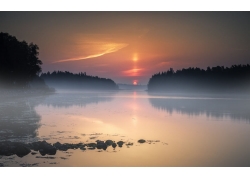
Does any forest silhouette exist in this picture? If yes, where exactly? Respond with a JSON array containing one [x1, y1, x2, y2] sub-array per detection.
[[40, 71, 118, 90], [148, 65, 250, 94], [0, 32, 118, 91], [1, 32, 250, 93], [0, 32, 45, 89]]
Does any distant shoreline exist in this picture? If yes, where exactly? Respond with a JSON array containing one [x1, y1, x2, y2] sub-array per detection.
[[147, 91, 250, 99]]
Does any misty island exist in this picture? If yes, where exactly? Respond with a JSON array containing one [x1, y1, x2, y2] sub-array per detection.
[[148, 65, 250, 94], [40, 71, 118, 90]]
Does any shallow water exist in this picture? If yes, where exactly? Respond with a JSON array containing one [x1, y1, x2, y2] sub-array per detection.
[[1, 90, 250, 167]]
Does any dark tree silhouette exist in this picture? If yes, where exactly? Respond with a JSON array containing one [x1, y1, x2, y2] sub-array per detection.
[[148, 64, 250, 94], [0, 32, 42, 88], [40, 71, 119, 90]]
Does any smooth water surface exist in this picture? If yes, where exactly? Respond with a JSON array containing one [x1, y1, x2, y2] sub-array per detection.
[[1, 90, 250, 167]]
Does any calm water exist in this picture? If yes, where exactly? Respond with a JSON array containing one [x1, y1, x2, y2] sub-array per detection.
[[1, 90, 250, 167]]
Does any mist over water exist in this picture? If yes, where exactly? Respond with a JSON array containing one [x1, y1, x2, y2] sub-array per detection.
[[2, 12, 250, 171], [0, 95, 44, 142], [40, 90, 116, 108], [1, 90, 250, 167]]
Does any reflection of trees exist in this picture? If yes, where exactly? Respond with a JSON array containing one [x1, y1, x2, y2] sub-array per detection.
[[0, 91, 116, 142], [0, 96, 45, 142], [40, 91, 116, 108], [149, 97, 250, 121]]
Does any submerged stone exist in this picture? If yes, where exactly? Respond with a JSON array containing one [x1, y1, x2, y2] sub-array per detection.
[[87, 143, 96, 147], [53, 142, 62, 149], [80, 146, 86, 151], [117, 141, 124, 147], [30, 142, 40, 151], [15, 143, 31, 157], [126, 142, 133, 146], [88, 147, 96, 150], [75, 143, 85, 149], [0, 141, 30, 157], [138, 139, 146, 143], [112, 142, 117, 149], [54, 142, 85, 151], [30, 141, 57, 156], [105, 140, 113, 146], [96, 141, 107, 150]]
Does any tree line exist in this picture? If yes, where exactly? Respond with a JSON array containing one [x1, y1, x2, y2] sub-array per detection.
[[147, 64, 250, 93], [40, 71, 118, 90], [0, 32, 46, 89], [0, 32, 118, 91]]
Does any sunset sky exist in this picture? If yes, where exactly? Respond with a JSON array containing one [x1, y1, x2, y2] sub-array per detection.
[[1, 12, 250, 84]]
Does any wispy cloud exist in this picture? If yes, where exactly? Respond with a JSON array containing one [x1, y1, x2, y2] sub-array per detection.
[[53, 42, 128, 63], [122, 68, 144, 76]]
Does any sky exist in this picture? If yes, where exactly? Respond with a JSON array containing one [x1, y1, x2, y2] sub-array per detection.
[[1, 11, 250, 84]]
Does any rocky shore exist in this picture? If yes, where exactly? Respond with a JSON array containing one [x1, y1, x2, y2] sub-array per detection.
[[0, 139, 162, 158]]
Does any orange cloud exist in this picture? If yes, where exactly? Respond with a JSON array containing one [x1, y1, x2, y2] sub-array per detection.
[[53, 42, 128, 63], [122, 68, 144, 76]]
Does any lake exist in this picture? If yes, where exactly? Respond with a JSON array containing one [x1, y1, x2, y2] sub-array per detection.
[[1, 90, 250, 167]]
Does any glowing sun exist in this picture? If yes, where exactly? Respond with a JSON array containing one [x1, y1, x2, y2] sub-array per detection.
[[133, 81, 137, 85], [133, 53, 138, 62]]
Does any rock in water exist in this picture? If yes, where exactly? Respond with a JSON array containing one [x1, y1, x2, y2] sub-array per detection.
[[15, 144, 31, 157], [126, 142, 133, 146], [138, 139, 146, 143], [37, 141, 57, 156], [30, 142, 40, 151], [97, 141, 107, 150], [80, 146, 86, 151], [105, 140, 114, 146], [86, 143, 96, 150], [112, 142, 117, 149], [53, 142, 62, 149], [117, 141, 124, 147]]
